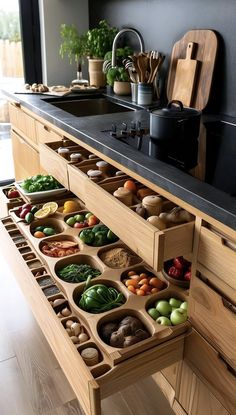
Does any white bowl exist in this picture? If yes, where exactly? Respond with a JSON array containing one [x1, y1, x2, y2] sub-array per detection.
[[15, 181, 67, 201]]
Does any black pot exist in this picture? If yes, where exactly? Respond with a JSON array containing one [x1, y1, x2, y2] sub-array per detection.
[[149, 100, 201, 170], [150, 100, 201, 141]]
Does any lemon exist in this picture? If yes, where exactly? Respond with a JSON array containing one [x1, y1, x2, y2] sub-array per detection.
[[34, 207, 51, 219], [63, 200, 80, 213], [42, 201, 58, 215]]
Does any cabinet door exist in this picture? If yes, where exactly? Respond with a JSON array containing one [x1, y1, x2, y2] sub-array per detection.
[[177, 361, 230, 415], [9, 103, 37, 145], [12, 130, 40, 180]]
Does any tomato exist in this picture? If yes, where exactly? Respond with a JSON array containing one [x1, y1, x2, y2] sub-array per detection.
[[125, 279, 138, 287], [140, 284, 149, 293], [20, 208, 30, 219], [136, 289, 145, 296], [149, 277, 165, 289], [127, 270, 136, 277], [138, 278, 149, 285], [127, 285, 136, 293], [87, 215, 99, 226], [124, 180, 137, 193]]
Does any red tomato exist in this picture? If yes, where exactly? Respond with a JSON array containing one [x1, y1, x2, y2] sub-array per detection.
[[124, 180, 137, 193], [88, 215, 99, 226]]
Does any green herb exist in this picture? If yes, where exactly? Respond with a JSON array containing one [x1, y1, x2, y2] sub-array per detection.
[[21, 175, 63, 193], [59, 24, 87, 66], [85, 20, 118, 59], [58, 264, 101, 283], [79, 283, 125, 313], [106, 66, 130, 86]]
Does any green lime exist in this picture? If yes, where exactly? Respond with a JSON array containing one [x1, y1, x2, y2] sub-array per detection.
[[147, 308, 160, 320], [66, 217, 76, 227], [85, 212, 93, 219], [25, 212, 34, 224], [35, 226, 45, 232], [74, 214, 85, 223], [43, 227, 56, 236]]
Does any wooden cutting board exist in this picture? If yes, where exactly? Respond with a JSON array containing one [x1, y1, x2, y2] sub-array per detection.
[[167, 29, 218, 110], [172, 42, 199, 107]]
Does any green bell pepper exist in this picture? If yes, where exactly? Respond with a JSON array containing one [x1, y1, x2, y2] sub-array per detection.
[[79, 229, 95, 245]]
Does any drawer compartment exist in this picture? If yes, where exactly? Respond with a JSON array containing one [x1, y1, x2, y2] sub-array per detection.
[[189, 273, 236, 368], [85, 179, 194, 269], [0, 218, 186, 415], [9, 103, 37, 145], [198, 225, 236, 290], [185, 329, 236, 415]]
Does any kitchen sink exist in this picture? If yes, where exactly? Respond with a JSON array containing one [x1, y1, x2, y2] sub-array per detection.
[[43, 94, 135, 117]]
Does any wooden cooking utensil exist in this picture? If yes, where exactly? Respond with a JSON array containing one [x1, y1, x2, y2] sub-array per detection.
[[172, 42, 199, 107]]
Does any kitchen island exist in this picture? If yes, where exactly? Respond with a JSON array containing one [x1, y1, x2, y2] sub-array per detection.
[[1, 89, 236, 415]]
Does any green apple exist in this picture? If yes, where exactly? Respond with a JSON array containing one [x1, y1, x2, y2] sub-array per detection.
[[156, 300, 172, 316], [147, 308, 160, 320], [170, 308, 187, 325], [66, 216, 76, 226], [156, 316, 172, 326], [85, 212, 93, 219], [180, 301, 188, 311], [169, 298, 182, 308]]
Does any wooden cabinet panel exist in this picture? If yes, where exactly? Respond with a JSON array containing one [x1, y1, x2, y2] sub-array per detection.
[[9, 103, 37, 145], [36, 121, 63, 144], [184, 330, 236, 415], [11, 130, 40, 181], [198, 226, 236, 290], [177, 361, 230, 415], [39, 142, 69, 189], [189, 274, 236, 369]]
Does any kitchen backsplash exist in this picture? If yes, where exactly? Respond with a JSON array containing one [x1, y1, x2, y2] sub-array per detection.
[[89, 0, 236, 118]]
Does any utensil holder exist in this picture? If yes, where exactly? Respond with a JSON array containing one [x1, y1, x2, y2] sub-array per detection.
[[137, 83, 153, 105]]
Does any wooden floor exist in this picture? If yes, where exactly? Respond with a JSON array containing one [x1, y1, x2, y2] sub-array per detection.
[[0, 252, 175, 415]]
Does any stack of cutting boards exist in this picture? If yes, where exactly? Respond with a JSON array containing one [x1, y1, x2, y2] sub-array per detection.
[[167, 29, 218, 110]]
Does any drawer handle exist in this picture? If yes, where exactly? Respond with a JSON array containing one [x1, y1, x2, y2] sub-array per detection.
[[12, 101, 21, 108], [222, 238, 236, 252], [218, 353, 236, 378], [222, 297, 236, 315], [43, 125, 50, 132]]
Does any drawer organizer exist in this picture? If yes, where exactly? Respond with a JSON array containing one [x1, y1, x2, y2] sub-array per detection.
[[1, 204, 189, 415], [85, 178, 195, 270], [0, 184, 24, 218]]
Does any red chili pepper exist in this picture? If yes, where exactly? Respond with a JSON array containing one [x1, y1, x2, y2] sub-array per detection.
[[173, 256, 185, 270], [168, 266, 182, 279]]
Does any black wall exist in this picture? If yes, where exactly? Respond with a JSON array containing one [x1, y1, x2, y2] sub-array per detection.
[[89, 0, 236, 117]]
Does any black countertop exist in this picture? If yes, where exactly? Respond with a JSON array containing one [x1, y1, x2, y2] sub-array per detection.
[[3, 89, 236, 231]]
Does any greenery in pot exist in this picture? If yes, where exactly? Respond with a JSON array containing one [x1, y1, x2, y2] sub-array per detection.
[[59, 24, 87, 73], [106, 66, 130, 87], [85, 20, 118, 59]]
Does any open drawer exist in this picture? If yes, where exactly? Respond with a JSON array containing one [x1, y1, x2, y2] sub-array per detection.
[[39, 140, 97, 189], [68, 162, 127, 202], [0, 184, 24, 218], [9, 102, 37, 145], [189, 271, 236, 369], [0, 217, 186, 415], [197, 225, 236, 291], [184, 329, 236, 415], [84, 179, 194, 270]]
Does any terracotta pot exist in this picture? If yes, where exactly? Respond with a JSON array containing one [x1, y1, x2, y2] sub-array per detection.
[[88, 59, 106, 88], [113, 81, 131, 96]]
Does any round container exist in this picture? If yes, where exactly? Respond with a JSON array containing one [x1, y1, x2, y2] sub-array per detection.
[[96, 160, 110, 174], [113, 81, 131, 96], [81, 347, 99, 366], [58, 147, 70, 159], [162, 268, 190, 288], [142, 195, 162, 216], [137, 83, 153, 105], [113, 187, 133, 206], [70, 153, 82, 163], [87, 169, 103, 182]]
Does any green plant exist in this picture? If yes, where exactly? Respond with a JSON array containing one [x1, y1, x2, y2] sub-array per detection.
[[59, 24, 86, 67], [106, 66, 130, 87], [85, 20, 118, 59]]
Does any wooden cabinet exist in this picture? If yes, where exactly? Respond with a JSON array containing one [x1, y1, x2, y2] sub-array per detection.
[[7, 102, 236, 415], [11, 130, 40, 180]]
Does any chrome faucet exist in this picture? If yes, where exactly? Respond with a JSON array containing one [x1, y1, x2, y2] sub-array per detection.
[[111, 28, 145, 67]]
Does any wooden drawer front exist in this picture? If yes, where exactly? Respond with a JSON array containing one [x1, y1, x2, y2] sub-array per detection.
[[39, 143, 69, 189], [198, 226, 236, 290], [189, 274, 236, 368], [12, 130, 40, 181], [185, 330, 236, 415], [36, 121, 63, 144], [9, 103, 37, 145], [68, 163, 90, 202], [177, 361, 230, 415], [85, 179, 159, 267], [155, 221, 194, 270]]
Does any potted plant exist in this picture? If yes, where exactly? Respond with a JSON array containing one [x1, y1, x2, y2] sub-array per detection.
[[85, 20, 118, 87], [59, 24, 87, 81], [106, 66, 131, 95]]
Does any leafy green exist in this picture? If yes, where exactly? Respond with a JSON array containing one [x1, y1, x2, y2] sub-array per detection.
[[106, 66, 130, 86], [57, 264, 101, 283], [21, 175, 63, 193], [85, 20, 118, 59], [79, 284, 125, 313]]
